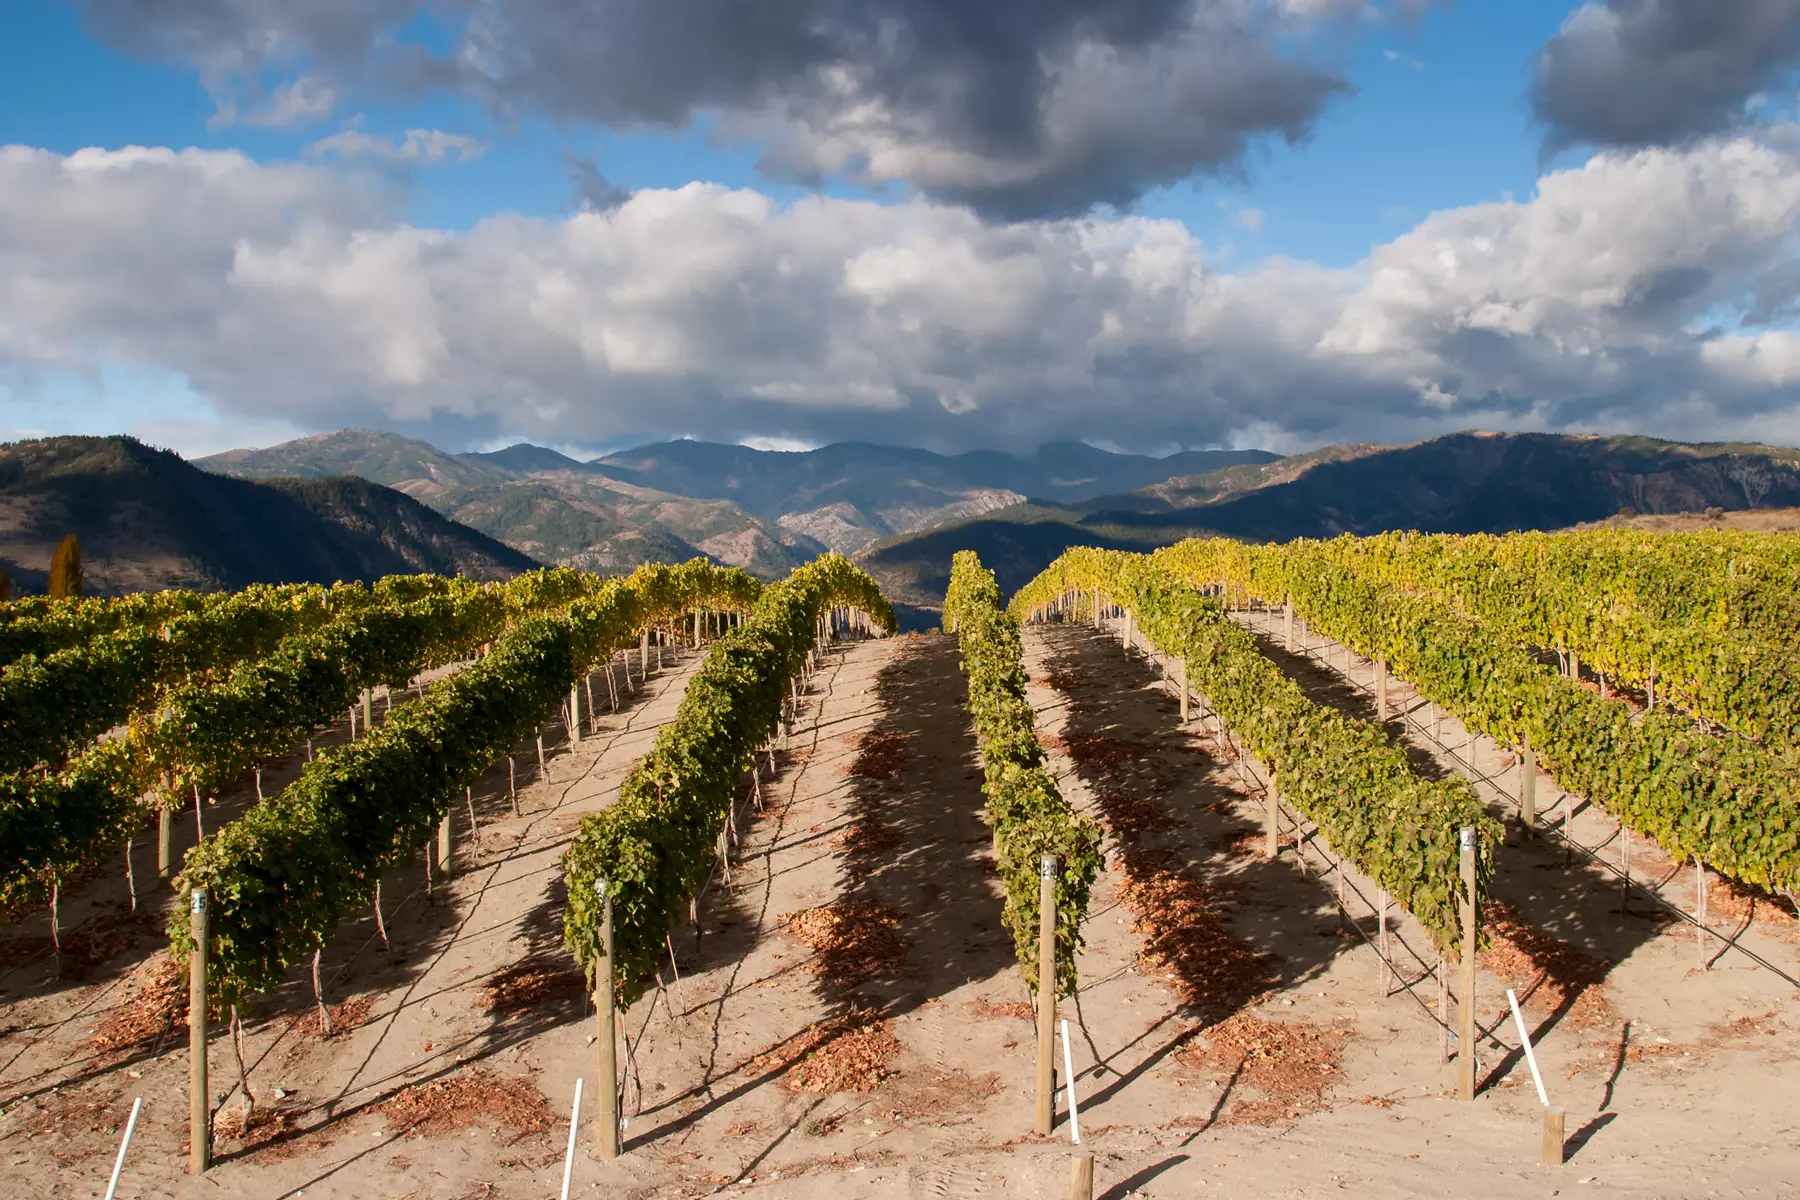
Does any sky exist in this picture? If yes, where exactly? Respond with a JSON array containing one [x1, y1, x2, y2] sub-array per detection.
[[5, 0, 1800, 458]]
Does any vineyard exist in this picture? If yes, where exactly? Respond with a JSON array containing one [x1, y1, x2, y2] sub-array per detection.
[[1, 531, 1796, 1198]]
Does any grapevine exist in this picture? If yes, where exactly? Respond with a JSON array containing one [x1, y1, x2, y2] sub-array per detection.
[[1012, 548, 1500, 951], [1153, 537, 1800, 894], [562, 553, 894, 1006], [945, 550, 1102, 997], [170, 561, 763, 1007]]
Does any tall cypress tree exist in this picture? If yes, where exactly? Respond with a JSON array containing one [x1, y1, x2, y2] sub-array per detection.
[[48, 534, 83, 600], [0, 569, 11, 602]]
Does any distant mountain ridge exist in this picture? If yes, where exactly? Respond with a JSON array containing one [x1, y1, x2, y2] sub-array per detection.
[[14, 428, 1795, 606], [0, 436, 535, 595], [857, 431, 1800, 609], [199, 430, 1268, 576]]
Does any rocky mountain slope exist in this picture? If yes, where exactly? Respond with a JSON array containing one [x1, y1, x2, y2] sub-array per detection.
[[0, 436, 535, 595]]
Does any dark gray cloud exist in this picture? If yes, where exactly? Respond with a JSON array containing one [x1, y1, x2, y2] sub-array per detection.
[[564, 152, 632, 212], [74, 0, 1367, 218], [1531, 0, 1800, 149]]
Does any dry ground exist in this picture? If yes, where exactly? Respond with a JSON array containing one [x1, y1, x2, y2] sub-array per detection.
[[3, 626, 1797, 1198]]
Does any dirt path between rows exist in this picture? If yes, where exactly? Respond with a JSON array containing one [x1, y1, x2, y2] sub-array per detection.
[[2, 646, 708, 1199]]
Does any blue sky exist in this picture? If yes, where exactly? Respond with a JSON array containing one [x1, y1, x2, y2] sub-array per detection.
[[1, 0, 1582, 262], [4, 0, 1800, 457]]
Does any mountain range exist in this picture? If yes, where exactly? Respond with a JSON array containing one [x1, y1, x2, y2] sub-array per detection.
[[857, 431, 1800, 603], [4, 428, 1796, 611], [0, 436, 532, 594], [197, 431, 1274, 577]]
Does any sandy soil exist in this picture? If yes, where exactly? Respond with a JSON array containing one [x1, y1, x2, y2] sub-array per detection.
[[1, 644, 707, 1198], [4, 625, 1797, 1198]]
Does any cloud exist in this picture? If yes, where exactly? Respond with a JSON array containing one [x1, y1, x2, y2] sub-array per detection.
[[564, 152, 632, 213], [4, 137, 1800, 454], [1227, 205, 1266, 232], [306, 127, 487, 165], [232, 74, 339, 129], [72, 0, 1402, 219], [1531, 0, 1800, 150]]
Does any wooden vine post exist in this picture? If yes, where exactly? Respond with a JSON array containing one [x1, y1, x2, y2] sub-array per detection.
[[438, 812, 453, 879], [570, 682, 582, 746], [1264, 787, 1279, 859], [1696, 858, 1709, 970], [1178, 658, 1190, 723], [1070, 1150, 1095, 1199], [1374, 659, 1388, 722], [593, 878, 620, 1159], [158, 807, 173, 883], [1458, 826, 1479, 1103], [1520, 735, 1536, 831], [189, 888, 210, 1175], [1035, 854, 1057, 1137], [1283, 598, 1294, 651]]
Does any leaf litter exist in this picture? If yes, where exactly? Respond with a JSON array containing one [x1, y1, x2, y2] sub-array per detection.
[[375, 1068, 553, 1137], [781, 899, 909, 985]]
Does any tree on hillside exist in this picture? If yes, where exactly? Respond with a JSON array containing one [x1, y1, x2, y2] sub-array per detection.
[[48, 535, 83, 600], [0, 569, 11, 602]]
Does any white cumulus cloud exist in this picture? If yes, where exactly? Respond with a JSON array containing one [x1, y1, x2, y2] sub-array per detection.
[[4, 136, 1800, 452]]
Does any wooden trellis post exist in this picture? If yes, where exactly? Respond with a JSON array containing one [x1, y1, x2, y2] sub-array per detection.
[[188, 889, 210, 1175], [594, 878, 620, 1158], [1458, 826, 1479, 1103], [1035, 855, 1058, 1137], [158, 808, 173, 883], [1520, 735, 1536, 831]]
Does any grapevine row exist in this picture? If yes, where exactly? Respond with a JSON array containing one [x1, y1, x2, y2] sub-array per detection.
[[1012, 548, 1500, 950], [1157, 538, 1800, 895], [946, 551, 1102, 997], [0, 588, 221, 667], [0, 582, 353, 775], [171, 561, 762, 1006], [562, 554, 895, 1006], [1325, 530, 1800, 752], [0, 564, 747, 910]]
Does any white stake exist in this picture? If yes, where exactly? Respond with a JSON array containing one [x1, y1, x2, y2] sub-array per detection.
[[104, 1096, 142, 1200], [1506, 988, 1550, 1108], [1060, 1018, 1081, 1144], [560, 1077, 584, 1200]]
